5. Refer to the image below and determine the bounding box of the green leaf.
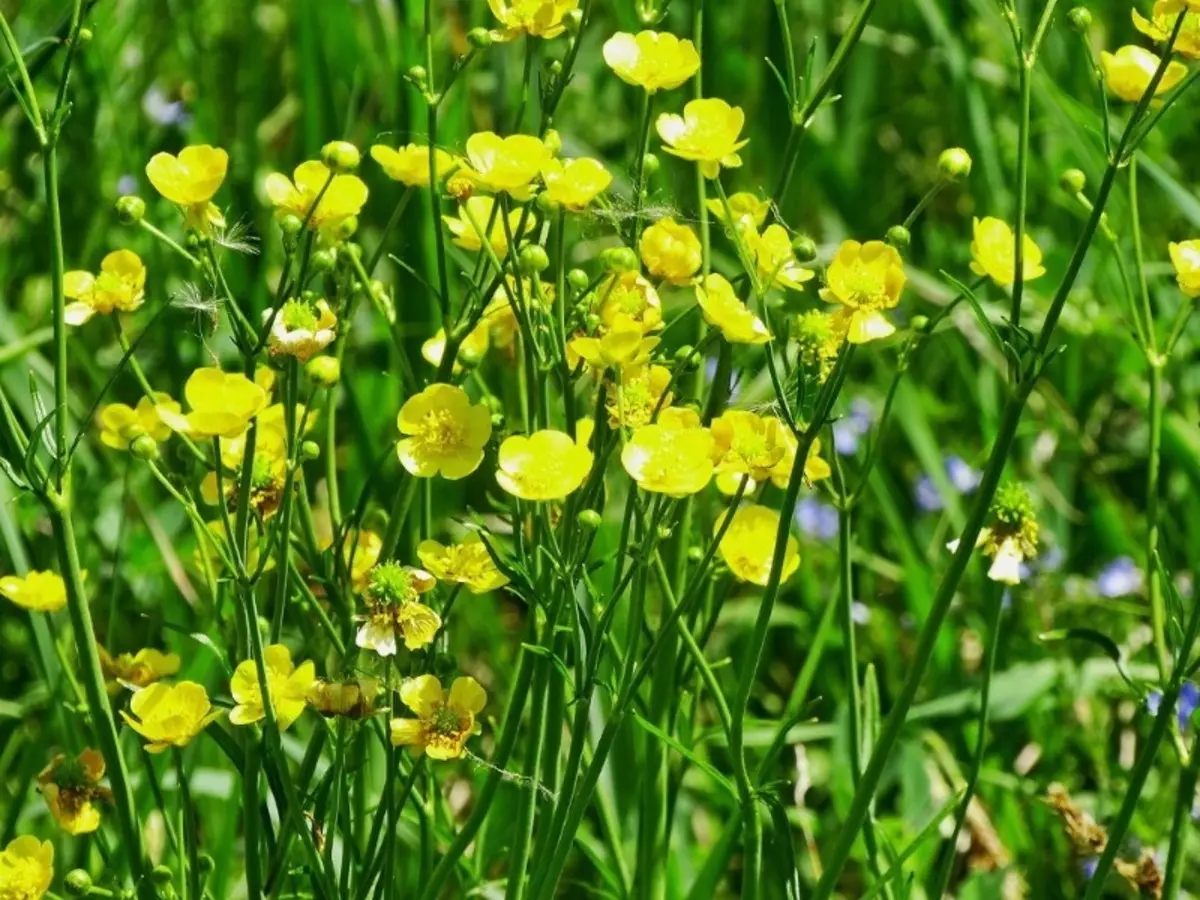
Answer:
[632,713,737,798]
[1039,627,1142,696]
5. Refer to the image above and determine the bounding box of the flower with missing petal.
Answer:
[99,646,181,694]
[121,682,223,753]
[230,644,315,731]
[460,132,552,200]
[0,571,66,612]
[370,143,457,186]
[488,0,579,41]
[266,298,337,362]
[496,430,593,500]
[696,273,771,344]
[1100,45,1187,102]
[98,394,178,450]
[64,250,146,326]
[946,483,1039,585]
[145,144,228,232]
[0,836,53,900]
[640,218,702,285]
[37,749,111,835]
[1133,2,1200,58]
[391,675,487,760]
[444,196,531,254]
[418,534,509,594]
[542,158,612,210]
[656,98,748,178]
[716,505,800,586]
[969,217,1046,287]
[357,563,441,655]
[396,384,492,479]
[1169,239,1200,297]
[819,240,905,344]
[749,224,815,291]
[157,368,268,439]
[603,31,700,92]
[265,160,368,233]
[622,421,715,496]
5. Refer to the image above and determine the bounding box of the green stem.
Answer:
[1163,735,1200,899]
[175,748,201,900]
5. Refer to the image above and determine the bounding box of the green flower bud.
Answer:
[310,248,337,273]
[546,60,563,77]
[656,524,672,540]
[278,213,304,237]
[885,225,911,249]
[791,234,818,263]
[910,314,930,332]
[406,65,428,87]
[197,855,215,876]
[490,412,506,429]
[564,8,583,35]
[130,434,159,461]
[535,191,558,213]
[642,152,660,177]
[1067,6,1092,31]
[938,147,973,181]
[687,546,703,562]
[600,246,639,273]
[320,140,361,174]
[65,870,93,895]
[335,215,359,241]
[467,27,493,48]
[77,27,93,43]
[567,268,589,292]
[307,355,341,386]
[543,129,563,155]
[519,244,550,274]
[338,242,363,263]
[115,195,145,224]
[151,865,175,886]
[301,440,320,461]
[1059,168,1087,195]
[577,509,602,529]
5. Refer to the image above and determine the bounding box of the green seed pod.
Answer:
[885,225,911,249]
[320,140,361,174]
[577,509,602,529]
[600,246,639,273]
[567,268,589,292]
[791,234,818,262]
[301,440,320,461]
[115,194,145,224]
[519,244,550,274]
[642,152,660,177]
[938,147,973,181]
[310,248,338,273]
[1067,6,1092,31]
[1059,168,1087,195]
[65,870,93,895]
[77,27,94,43]
[307,355,341,386]
[467,27,493,49]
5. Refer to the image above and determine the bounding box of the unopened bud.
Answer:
[278,213,303,237]
[406,65,428,87]
[76,27,93,44]
[910,314,930,332]
[130,435,159,461]
[301,440,320,461]
[543,129,562,156]
[310,248,337,273]
[519,244,550,274]
[791,234,817,262]
[885,225,911,249]
[1060,168,1087,195]
[320,140,360,174]
[335,215,359,241]
[1067,6,1092,31]
[564,8,583,35]
[938,147,973,181]
[467,27,493,49]
[577,509,602,529]
[567,269,589,292]
[65,870,92,895]
[115,195,145,224]
[600,246,639,273]
[151,866,174,886]
[642,153,660,177]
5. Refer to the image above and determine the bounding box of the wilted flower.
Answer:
[265,298,337,362]
[1169,239,1200,297]
[0,836,53,900]
[656,98,748,178]
[145,144,228,231]
[716,505,800,586]
[947,483,1039,585]
[396,383,492,479]
[64,249,146,326]
[696,273,771,344]
[444,196,530,254]
[488,0,579,41]
[639,218,702,284]
[602,31,701,92]
[418,534,509,593]
[496,429,593,500]
[622,420,715,496]
[157,368,268,439]
[37,749,111,835]
[121,682,223,752]
[0,571,67,612]
[391,674,487,760]
[357,563,440,654]
[969,217,1046,286]
[307,677,382,719]
[371,143,457,187]
[542,158,612,210]
[265,160,368,233]
[230,644,315,731]
[99,646,181,694]
[820,240,905,343]
[460,132,552,200]
[1100,45,1187,102]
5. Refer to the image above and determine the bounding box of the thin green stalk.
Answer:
[175,749,201,900]
[1163,735,1200,898]
[1009,39,1032,332]
[626,90,655,246]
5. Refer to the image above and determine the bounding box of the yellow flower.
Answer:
[370,143,457,187]
[496,429,593,500]
[596,271,663,333]
[444,196,530,254]
[602,31,701,92]
[460,132,552,200]
[968,217,1046,287]
[771,432,831,489]
[639,218,702,285]
[696,273,771,344]
[1100,45,1187,102]
[418,534,509,593]
[656,98,748,179]
[422,322,491,371]
[64,249,146,326]
[37,749,111,836]
[145,144,228,232]
[345,529,383,592]
[0,836,53,900]
[121,681,223,753]
[716,505,800,586]
[488,0,579,41]
[749,224,815,291]
[1134,2,1200,58]
[569,315,660,370]
[199,417,289,517]
[484,278,554,350]
[98,393,178,450]
[230,644,315,731]
[307,677,382,719]
[99,646,181,694]
[265,298,337,362]
[1169,239,1200,297]
[710,410,788,482]
[819,239,905,344]
[706,191,770,229]
[396,383,492,479]
[391,675,487,760]
[0,571,66,612]
[607,363,674,428]
[542,158,612,210]
[622,421,714,496]
[157,368,268,439]
[357,563,440,654]
[265,160,368,232]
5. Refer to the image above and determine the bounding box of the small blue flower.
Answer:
[1179,682,1199,731]
[1147,690,1163,717]
[794,497,838,542]
[832,397,874,456]
[1095,557,1144,599]
[913,474,943,512]
[1081,857,1098,880]
[946,455,982,493]
[142,85,189,126]
[1039,545,1065,573]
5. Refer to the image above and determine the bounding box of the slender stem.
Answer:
[1010,55,1031,332]
[1163,735,1200,899]
[175,748,202,900]
[626,90,655,246]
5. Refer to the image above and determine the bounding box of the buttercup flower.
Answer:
[596,271,663,333]
[622,421,715,496]
[696,273,771,344]
[1169,239,1200,296]
[1133,2,1200,58]
[569,315,660,370]
[265,160,368,232]
[603,31,701,92]
[969,217,1046,286]
[145,144,228,231]
[444,196,530,254]
[266,298,337,362]
[542,157,612,210]
[947,483,1039,585]
[716,505,801,586]
[656,98,748,178]
[460,132,552,200]
[97,393,177,451]
[396,383,492,479]
[607,363,674,428]
[749,224,815,291]
[418,534,509,593]
[371,143,457,186]
[819,240,906,344]
[199,415,289,517]
[99,645,181,694]
[496,430,593,500]
[357,563,441,654]
[707,192,771,229]
[64,250,146,326]
[640,218,702,284]
[37,749,111,835]
[0,836,53,900]
[230,644,316,731]
[710,410,788,482]
[421,321,491,372]
[158,368,268,439]
[391,674,487,760]
[121,681,223,752]
[307,677,382,719]
[770,432,832,489]
[488,0,579,41]
[1100,45,1187,102]
[0,571,67,612]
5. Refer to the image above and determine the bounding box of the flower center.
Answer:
[281,299,319,331]
[416,410,465,454]
[430,704,463,735]
[366,563,418,608]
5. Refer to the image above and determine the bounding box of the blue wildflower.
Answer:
[1095,557,1144,599]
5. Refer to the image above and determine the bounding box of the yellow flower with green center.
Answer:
[1169,239,1200,297]
[230,644,316,731]
[607,363,674,428]
[710,410,788,482]
[64,249,146,326]
[819,239,906,344]
[396,383,492,479]
[121,681,223,753]
[145,144,228,232]
[418,534,509,594]
[97,393,178,450]
[541,157,612,210]
[0,571,67,613]
[1134,1,1200,58]
[99,645,181,694]
[968,217,1046,287]
[1100,45,1187,102]
[716,504,800,586]
[602,31,701,93]
[621,420,715,497]
[444,196,531,254]
[596,271,663,333]
[656,98,748,179]
[569,314,660,370]
[495,429,593,500]
[696,273,771,344]
[460,132,552,200]
[487,0,579,41]
[265,160,369,233]
[639,218,702,285]
[707,191,771,230]
[357,563,441,654]
[749,224,815,291]
[0,836,53,900]
[157,367,268,439]
[391,674,488,760]
[266,298,337,362]
[370,143,457,186]
[37,749,111,836]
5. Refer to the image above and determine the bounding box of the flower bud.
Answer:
[406,65,428,87]
[938,147,973,181]
[600,246,639,273]
[77,27,93,43]
[197,855,215,876]
[567,269,589,292]
[791,234,818,262]
[301,440,320,460]
[1059,168,1087,195]
[910,314,930,332]
[278,213,304,237]
[584,313,602,331]
[307,355,341,386]
[518,244,550,274]
[657,524,672,540]
[467,27,493,48]
[687,546,703,562]
[673,344,698,371]
[577,508,602,529]
[546,60,563,78]
[564,8,583,35]
[65,870,92,895]
[115,195,145,224]
[885,225,911,249]
[642,152,660,177]
[490,412,506,430]
[320,140,361,173]
[310,248,337,273]
[1067,6,1091,31]
[535,191,558,213]
[130,435,159,461]
[335,215,359,241]
[151,865,175,886]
